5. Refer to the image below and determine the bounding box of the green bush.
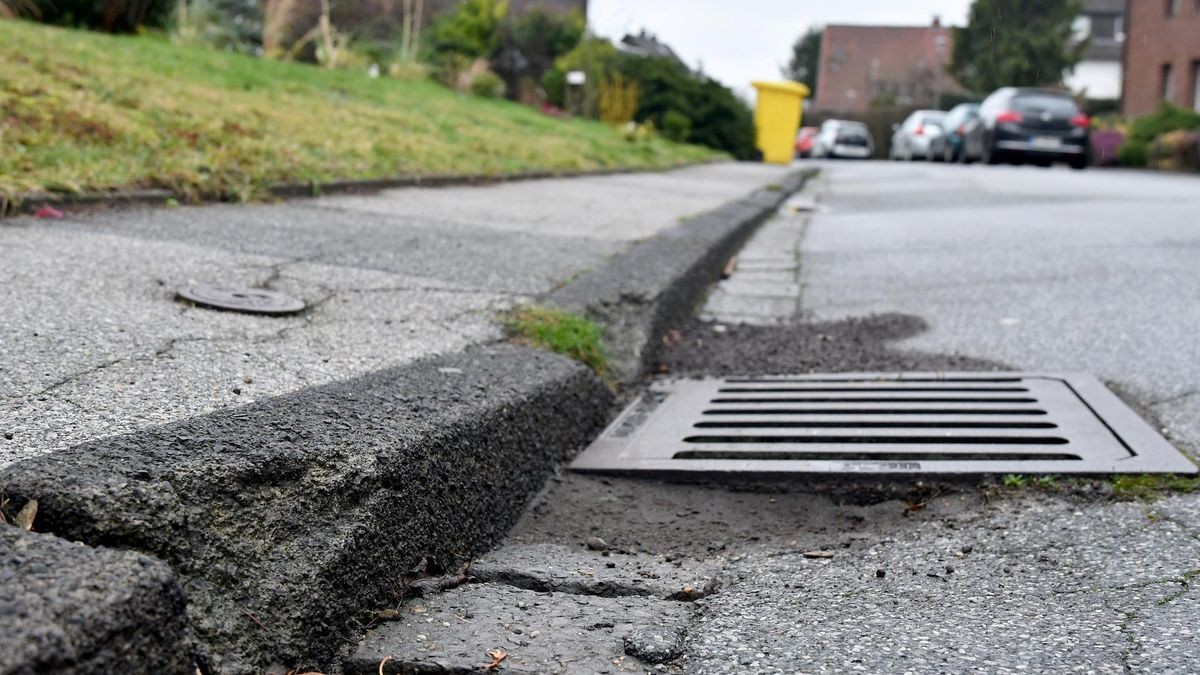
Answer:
[424,0,508,65]
[492,8,583,94]
[1127,103,1200,143]
[542,35,621,116]
[1117,140,1147,167]
[27,0,173,32]
[1147,130,1200,171]
[470,69,506,98]
[662,109,692,142]
[1120,103,1200,166]
[617,53,754,159]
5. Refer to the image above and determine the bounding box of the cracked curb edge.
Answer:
[0,344,613,673]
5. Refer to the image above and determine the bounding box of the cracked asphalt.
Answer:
[0,163,789,467]
[395,161,1200,674]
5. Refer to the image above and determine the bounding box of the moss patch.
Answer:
[1111,474,1200,501]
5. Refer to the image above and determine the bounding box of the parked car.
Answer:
[889,110,946,161]
[811,120,874,159]
[929,103,979,163]
[794,126,819,158]
[961,88,1090,169]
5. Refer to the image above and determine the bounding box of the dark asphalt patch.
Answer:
[655,313,1007,377]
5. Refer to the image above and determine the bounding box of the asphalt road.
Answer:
[677,160,1200,674]
[0,163,787,468]
[800,160,1200,453]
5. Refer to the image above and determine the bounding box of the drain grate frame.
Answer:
[570,373,1197,476]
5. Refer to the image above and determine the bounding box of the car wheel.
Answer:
[1069,154,1088,170]
[983,141,1001,166]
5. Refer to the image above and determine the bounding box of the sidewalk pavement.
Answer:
[0,163,787,469]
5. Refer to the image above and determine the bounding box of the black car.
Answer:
[961,88,1090,169]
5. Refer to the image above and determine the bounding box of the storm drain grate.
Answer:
[570,373,1197,475]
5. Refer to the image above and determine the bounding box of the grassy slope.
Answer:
[0,21,717,200]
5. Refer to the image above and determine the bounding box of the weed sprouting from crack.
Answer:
[502,305,610,383]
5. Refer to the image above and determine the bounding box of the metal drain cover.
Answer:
[571,373,1197,476]
[177,283,305,315]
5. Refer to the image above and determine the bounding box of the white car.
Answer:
[811,120,874,159]
[889,110,946,160]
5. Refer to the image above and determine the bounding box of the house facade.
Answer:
[812,19,958,114]
[1122,0,1200,116]
[1065,0,1126,99]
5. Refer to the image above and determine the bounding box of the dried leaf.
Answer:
[485,648,508,670]
[14,499,37,531]
[722,256,738,278]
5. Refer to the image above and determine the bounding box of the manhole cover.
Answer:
[176,283,305,315]
[571,373,1196,476]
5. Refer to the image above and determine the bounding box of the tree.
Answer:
[782,27,822,93]
[949,0,1084,93]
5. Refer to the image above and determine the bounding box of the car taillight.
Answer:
[914,124,924,136]
[1071,113,1090,128]
[995,110,1023,124]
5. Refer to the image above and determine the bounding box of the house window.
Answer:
[1193,61,1200,112]
[1167,0,1180,16]
[1114,15,1125,41]
[1163,63,1175,102]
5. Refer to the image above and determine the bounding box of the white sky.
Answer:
[588,0,972,99]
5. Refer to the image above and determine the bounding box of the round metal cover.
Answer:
[176,283,305,315]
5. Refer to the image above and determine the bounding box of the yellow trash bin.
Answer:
[751,81,810,164]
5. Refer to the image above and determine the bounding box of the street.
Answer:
[351,161,1200,674]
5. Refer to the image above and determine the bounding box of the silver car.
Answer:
[889,110,946,161]
[811,120,874,159]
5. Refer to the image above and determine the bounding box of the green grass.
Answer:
[504,306,608,380]
[0,20,717,201]
[1111,474,1200,501]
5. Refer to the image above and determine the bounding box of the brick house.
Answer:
[1122,0,1200,115]
[813,19,958,113]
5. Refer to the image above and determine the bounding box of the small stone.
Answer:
[875,569,886,578]
[945,565,955,574]
[585,536,609,551]
[243,376,253,384]
[624,624,686,664]
[3,432,12,440]
[232,387,242,395]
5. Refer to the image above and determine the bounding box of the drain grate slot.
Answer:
[693,421,1058,429]
[674,451,1083,461]
[683,435,1070,445]
[570,373,1197,475]
[712,396,1039,403]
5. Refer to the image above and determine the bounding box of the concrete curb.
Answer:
[546,168,815,384]
[0,344,612,673]
[2,159,726,217]
[0,527,191,673]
